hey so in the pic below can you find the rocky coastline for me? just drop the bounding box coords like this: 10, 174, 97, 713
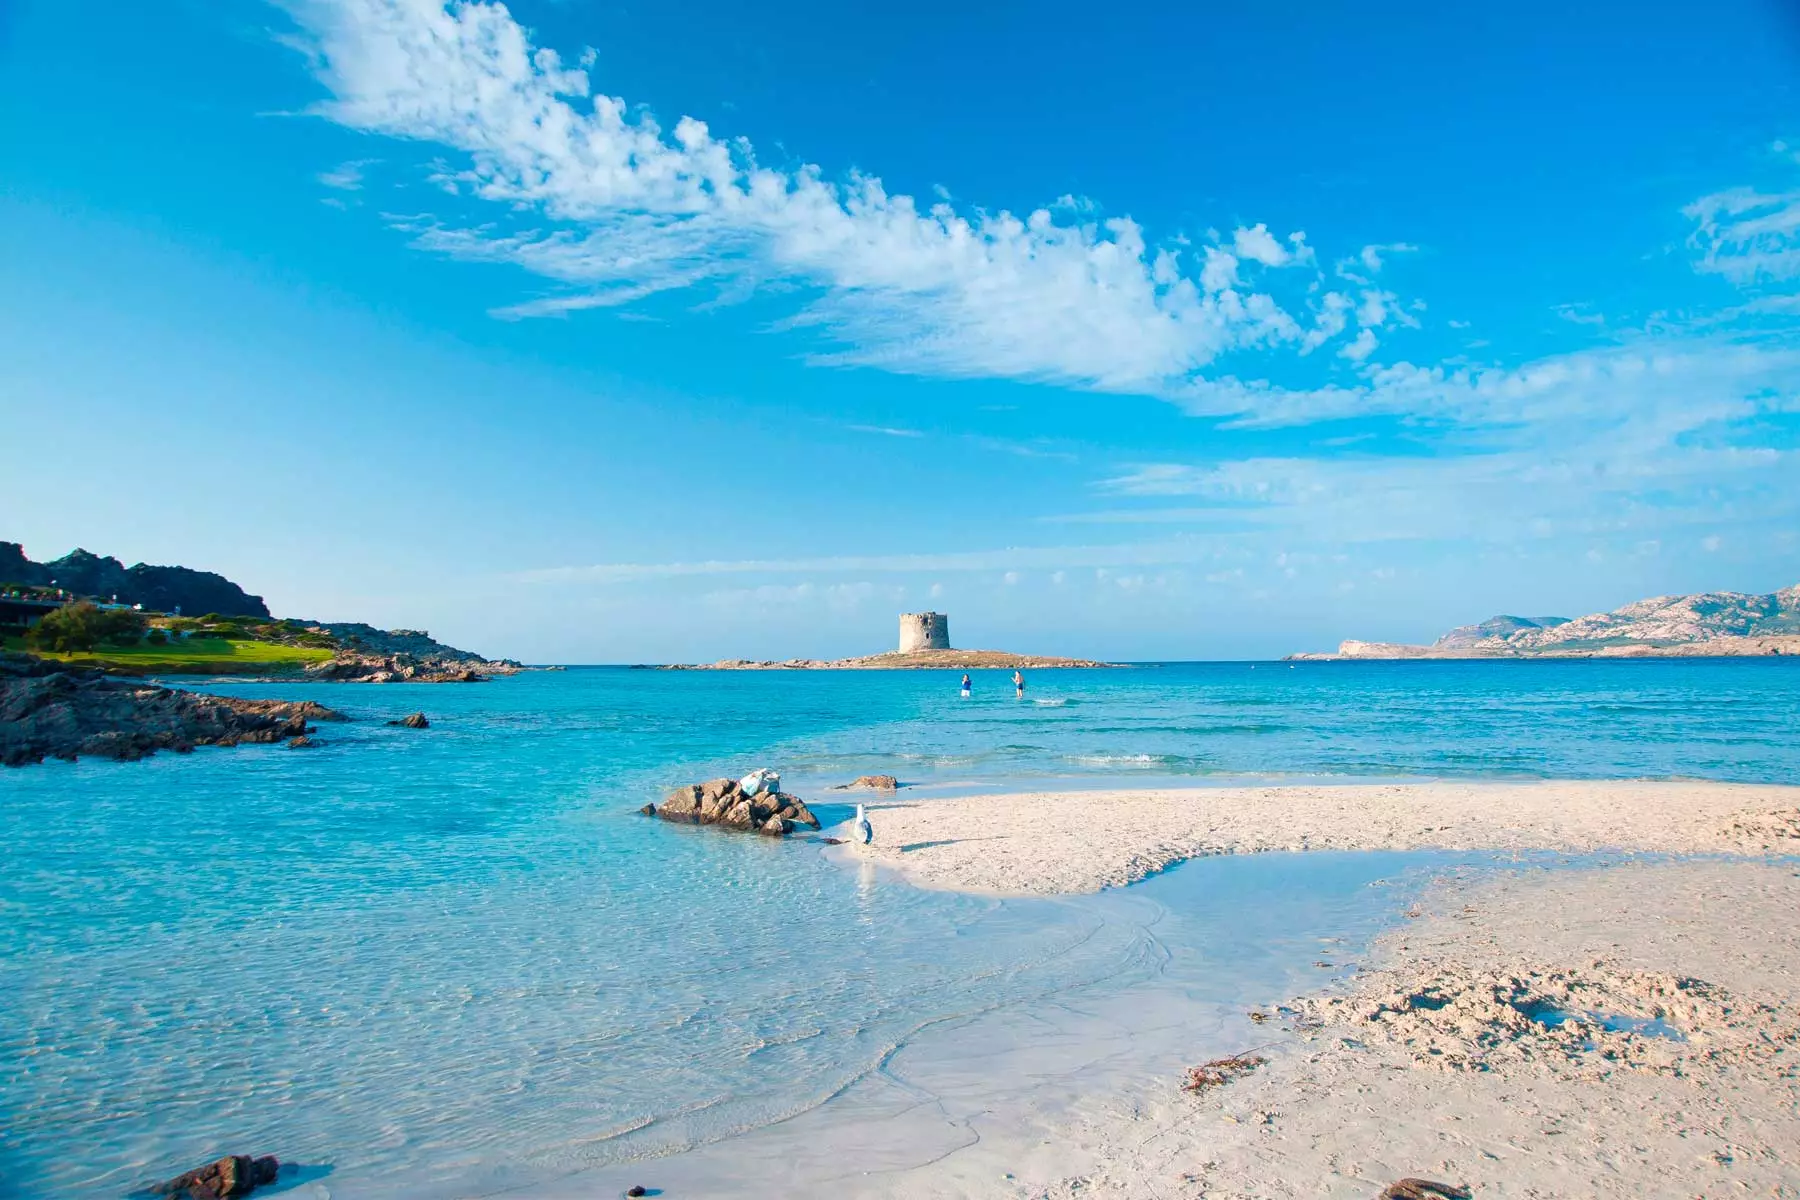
303, 651, 520, 683
1, 652, 344, 768
1291, 581, 1800, 660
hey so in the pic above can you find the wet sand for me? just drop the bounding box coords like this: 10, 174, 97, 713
1020, 859, 1800, 1199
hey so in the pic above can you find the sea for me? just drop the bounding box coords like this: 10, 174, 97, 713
4, 659, 1799, 1197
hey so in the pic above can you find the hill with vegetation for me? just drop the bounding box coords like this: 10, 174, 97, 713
1, 542, 269, 617
2, 540, 516, 679
1292, 582, 1800, 659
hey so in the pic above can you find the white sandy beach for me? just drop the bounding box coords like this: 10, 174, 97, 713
556, 782, 1800, 1199
1018, 859, 1800, 1199
849, 779, 1800, 895
802, 782, 1800, 1198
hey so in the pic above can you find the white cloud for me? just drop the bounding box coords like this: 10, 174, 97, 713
1339, 328, 1378, 361
1686, 186, 1800, 283
317, 158, 373, 190
286, 0, 1387, 405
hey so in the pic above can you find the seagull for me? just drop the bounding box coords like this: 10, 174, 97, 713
853, 804, 874, 845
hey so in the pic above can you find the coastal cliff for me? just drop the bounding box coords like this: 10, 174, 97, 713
1292, 583, 1800, 660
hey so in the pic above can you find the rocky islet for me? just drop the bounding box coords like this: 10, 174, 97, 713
644, 776, 823, 836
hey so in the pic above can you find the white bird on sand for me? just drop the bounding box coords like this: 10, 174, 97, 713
852, 804, 874, 845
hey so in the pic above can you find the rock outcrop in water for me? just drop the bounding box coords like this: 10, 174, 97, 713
152, 1153, 280, 1199
832, 774, 899, 791
644, 777, 822, 836
303, 651, 511, 683
0, 652, 344, 767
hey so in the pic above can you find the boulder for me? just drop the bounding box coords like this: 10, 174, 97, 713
388, 712, 430, 729
152, 1154, 280, 1199
648, 776, 820, 837
287, 735, 313, 748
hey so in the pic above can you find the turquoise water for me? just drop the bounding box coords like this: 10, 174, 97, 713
3, 660, 1798, 1196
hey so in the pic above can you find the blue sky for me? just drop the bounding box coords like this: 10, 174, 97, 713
3, 0, 1799, 662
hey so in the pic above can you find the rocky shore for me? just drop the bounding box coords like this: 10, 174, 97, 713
303, 651, 520, 683
1, 652, 344, 767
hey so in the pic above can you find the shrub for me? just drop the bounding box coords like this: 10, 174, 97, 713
27, 603, 148, 653
146, 629, 168, 645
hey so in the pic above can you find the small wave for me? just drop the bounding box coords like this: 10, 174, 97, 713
1064, 753, 1166, 767
1031, 698, 1069, 707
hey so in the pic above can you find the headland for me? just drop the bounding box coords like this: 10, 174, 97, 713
1290, 580, 1800, 659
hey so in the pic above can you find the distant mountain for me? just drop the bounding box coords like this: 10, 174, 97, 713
1292, 582, 1800, 660
0, 542, 270, 618
1433, 615, 1571, 649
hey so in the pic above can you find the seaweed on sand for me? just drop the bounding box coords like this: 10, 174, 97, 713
1181, 1053, 1268, 1092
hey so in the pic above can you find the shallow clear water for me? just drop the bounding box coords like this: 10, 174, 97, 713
3, 660, 1797, 1195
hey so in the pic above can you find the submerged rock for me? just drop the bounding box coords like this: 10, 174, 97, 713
832, 774, 899, 791
152, 1154, 280, 1199
1, 652, 343, 768
650, 776, 821, 837
387, 712, 430, 729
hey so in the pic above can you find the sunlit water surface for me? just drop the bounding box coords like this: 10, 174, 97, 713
4, 660, 1798, 1195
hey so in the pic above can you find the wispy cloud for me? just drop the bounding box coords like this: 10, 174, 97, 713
518, 540, 1235, 584
284, 0, 1404, 414
845, 423, 925, 439
317, 158, 374, 190
1686, 185, 1800, 283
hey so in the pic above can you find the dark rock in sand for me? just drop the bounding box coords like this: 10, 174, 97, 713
626, 1188, 648, 1198
1378, 1181, 1472, 1200
152, 1154, 280, 1199
832, 774, 899, 791
649, 776, 821, 837
1, 652, 344, 768
387, 712, 430, 729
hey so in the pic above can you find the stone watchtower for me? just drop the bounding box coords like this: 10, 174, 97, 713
898, 611, 952, 652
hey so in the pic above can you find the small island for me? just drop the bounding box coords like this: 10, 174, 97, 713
657, 611, 1118, 670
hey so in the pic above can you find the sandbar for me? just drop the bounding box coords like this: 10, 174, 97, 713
847, 779, 1800, 895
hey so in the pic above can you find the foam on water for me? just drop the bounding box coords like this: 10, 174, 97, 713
3, 660, 1798, 1195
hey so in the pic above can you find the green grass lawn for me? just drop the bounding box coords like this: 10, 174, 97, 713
3, 635, 335, 674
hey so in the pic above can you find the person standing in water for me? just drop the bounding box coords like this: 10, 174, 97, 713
1013, 669, 1025, 697
960, 673, 972, 697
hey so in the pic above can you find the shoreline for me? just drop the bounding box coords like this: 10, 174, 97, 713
842, 779, 1800, 895
1029, 858, 1800, 1198
549, 776, 1800, 1197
